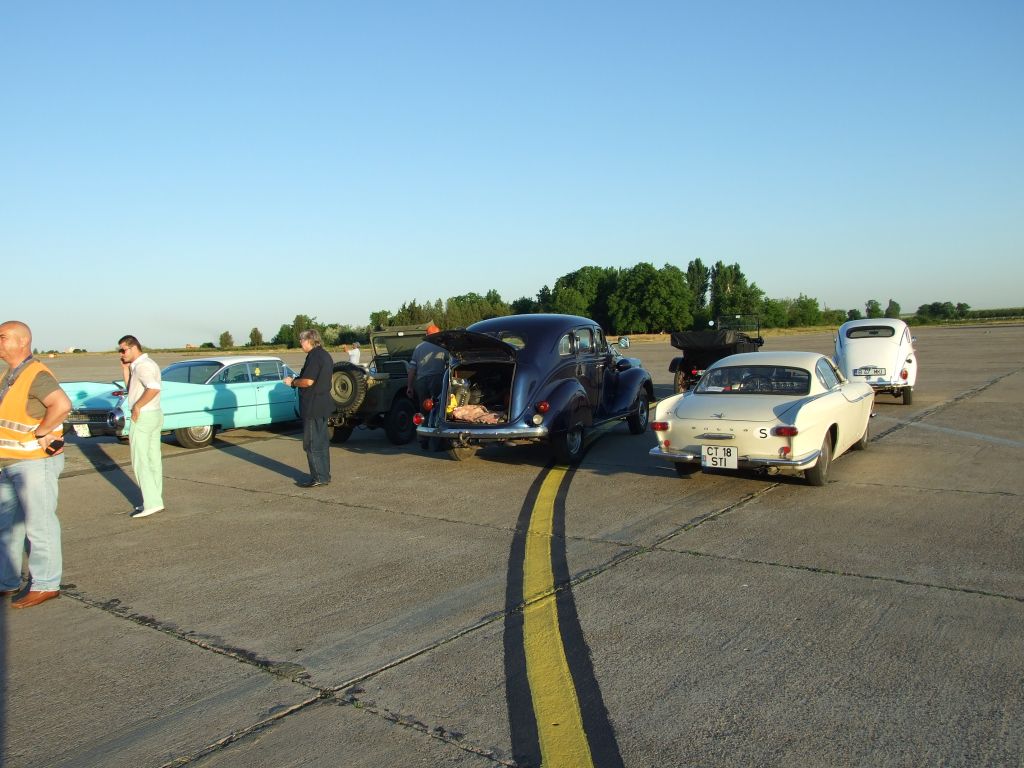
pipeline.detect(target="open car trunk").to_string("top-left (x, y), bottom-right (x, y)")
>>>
top-left (443, 362), bottom-right (515, 425)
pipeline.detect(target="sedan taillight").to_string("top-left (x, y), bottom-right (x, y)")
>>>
top-left (773, 426), bottom-right (798, 437)
top-left (651, 421), bottom-right (669, 431)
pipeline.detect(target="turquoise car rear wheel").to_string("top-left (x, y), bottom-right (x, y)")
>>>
top-left (175, 425), bottom-right (215, 449)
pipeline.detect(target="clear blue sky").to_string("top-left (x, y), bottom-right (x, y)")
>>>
top-left (3, 1), bottom-right (1021, 351)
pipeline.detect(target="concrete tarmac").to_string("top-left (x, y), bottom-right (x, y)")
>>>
top-left (2, 325), bottom-right (1022, 767)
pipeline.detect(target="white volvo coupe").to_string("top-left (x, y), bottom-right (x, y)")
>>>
top-left (649, 351), bottom-right (874, 486)
top-left (834, 318), bottom-right (918, 405)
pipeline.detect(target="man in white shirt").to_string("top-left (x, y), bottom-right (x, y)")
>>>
top-left (118, 335), bottom-right (164, 518)
top-left (346, 343), bottom-right (361, 366)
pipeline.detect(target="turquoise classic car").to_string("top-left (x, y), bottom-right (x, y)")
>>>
top-left (62, 356), bottom-right (300, 448)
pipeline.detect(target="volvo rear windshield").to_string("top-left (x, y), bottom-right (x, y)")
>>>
top-left (695, 365), bottom-right (811, 396)
top-left (846, 326), bottom-right (896, 339)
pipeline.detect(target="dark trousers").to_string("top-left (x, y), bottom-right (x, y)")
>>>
top-left (302, 416), bottom-right (331, 483)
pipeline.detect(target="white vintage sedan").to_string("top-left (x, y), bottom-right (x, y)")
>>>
top-left (834, 318), bottom-right (918, 404)
top-left (649, 351), bottom-right (874, 486)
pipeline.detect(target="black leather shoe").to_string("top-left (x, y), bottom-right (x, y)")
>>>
top-left (296, 479), bottom-right (328, 488)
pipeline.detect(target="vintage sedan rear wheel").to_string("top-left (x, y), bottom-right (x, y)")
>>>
top-left (627, 391), bottom-right (649, 434)
top-left (902, 386), bottom-right (913, 405)
top-left (804, 433), bottom-right (832, 486)
top-left (330, 364), bottom-right (367, 412)
top-left (175, 425), bottom-right (215, 449)
top-left (674, 462), bottom-right (700, 477)
top-left (331, 424), bottom-right (354, 444)
top-left (552, 423), bottom-right (584, 465)
top-left (447, 442), bottom-right (477, 461)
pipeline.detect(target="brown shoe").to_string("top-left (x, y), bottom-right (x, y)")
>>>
top-left (11, 590), bottom-right (60, 609)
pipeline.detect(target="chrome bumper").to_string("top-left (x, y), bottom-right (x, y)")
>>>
top-left (648, 445), bottom-right (822, 471)
top-left (417, 425), bottom-right (549, 443)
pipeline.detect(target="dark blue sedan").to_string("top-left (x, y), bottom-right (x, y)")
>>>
top-left (414, 314), bottom-right (653, 463)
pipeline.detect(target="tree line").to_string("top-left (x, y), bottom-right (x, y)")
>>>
top-left (212, 259), bottom-right (1016, 348)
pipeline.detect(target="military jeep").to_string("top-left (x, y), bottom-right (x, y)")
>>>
top-left (327, 324), bottom-right (429, 444)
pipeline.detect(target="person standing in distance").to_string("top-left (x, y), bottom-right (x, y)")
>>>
top-left (345, 342), bottom-right (361, 367)
top-left (0, 320), bottom-right (71, 608)
top-left (118, 335), bottom-right (165, 518)
top-left (284, 329), bottom-right (334, 487)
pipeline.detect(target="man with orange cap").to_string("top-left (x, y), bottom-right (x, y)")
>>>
top-left (406, 323), bottom-right (447, 411)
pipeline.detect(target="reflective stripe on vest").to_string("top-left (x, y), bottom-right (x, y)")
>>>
top-left (0, 360), bottom-right (63, 461)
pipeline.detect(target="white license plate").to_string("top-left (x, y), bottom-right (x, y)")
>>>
top-left (702, 444), bottom-right (737, 470)
top-left (73, 424), bottom-right (91, 438)
top-left (854, 366), bottom-right (885, 376)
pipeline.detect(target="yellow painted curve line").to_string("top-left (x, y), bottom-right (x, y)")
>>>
top-left (522, 466), bottom-right (595, 768)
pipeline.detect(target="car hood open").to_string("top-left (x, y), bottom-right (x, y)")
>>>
top-left (427, 330), bottom-right (518, 363)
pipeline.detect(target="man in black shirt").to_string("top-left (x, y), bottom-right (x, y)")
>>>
top-left (284, 329), bottom-right (334, 487)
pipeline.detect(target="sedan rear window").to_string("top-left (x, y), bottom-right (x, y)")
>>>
top-left (846, 326), bottom-right (896, 339)
top-left (696, 365), bottom-right (811, 395)
top-left (162, 362), bottom-right (225, 384)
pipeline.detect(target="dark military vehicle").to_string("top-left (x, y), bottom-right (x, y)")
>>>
top-left (668, 315), bottom-right (765, 393)
top-left (327, 324), bottom-right (430, 444)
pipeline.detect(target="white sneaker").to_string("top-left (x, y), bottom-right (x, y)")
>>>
top-left (131, 506), bottom-right (164, 519)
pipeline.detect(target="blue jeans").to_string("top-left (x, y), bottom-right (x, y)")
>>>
top-left (302, 416), bottom-right (331, 483)
top-left (0, 454), bottom-right (64, 592)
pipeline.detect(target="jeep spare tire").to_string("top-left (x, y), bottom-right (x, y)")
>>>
top-left (330, 363), bottom-right (367, 412)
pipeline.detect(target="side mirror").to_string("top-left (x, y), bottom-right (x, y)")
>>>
top-left (618, 336), bottom-right (630, 348)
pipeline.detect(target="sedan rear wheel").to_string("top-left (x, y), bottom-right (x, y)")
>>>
top-left (804, 433), bottom-right (832, 486)
top-left (902, 386), bottom-right (913, 405)
top-left (175, 425), bottom-right (215, 449)
top-left (447, 441), bottom-right (477, 461)
top-left (674, 462), bottom-right (700, 478)
top-left (331, 424), bottom-right (354, 444)
top-left (552, 423), bottom-right (584, 465)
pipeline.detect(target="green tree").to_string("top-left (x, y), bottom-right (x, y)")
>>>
top-left (760, 298), bottom-right (790, 328)
top-left (607, 263), bottom-right (692, 334)
top-left (820, 308), bottom-right (847, 325)
top-left (847, 308), bottom-right (864, 321)
top-left (865, 299), bottom-right (883, 318)
top-left (248, 327), bottom-right (264, 347)
top-left (271, 324), bottom-right (294, 347)
top-left (551, 266), bottom-right (618, 327)
top-left (536, 285), bottom-right (553, 313)
top-left (511, 296), bottom-right (539, 314)
top-left (884, 299), bottom-right (901, 318)
top-left (686, 258), bottom-right (711, 317)
top-left (369, 310), bottom-right (391, 329)
top-left (709, 262), bottom-right (765, 319)
top-left (550, 285), bottom-right (588, 316)
top-left (219, 331), bottom-right (234, 349)
top-left (955, 302), bottom-right (971, 318)
top-left (786, 294), bottom-right (821, 327)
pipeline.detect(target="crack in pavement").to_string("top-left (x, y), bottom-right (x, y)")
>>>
top-left (871, 367), bottom-right (1023, 442)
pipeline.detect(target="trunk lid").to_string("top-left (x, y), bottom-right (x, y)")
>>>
top-left (429, 330), bottom-right (518, 363)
